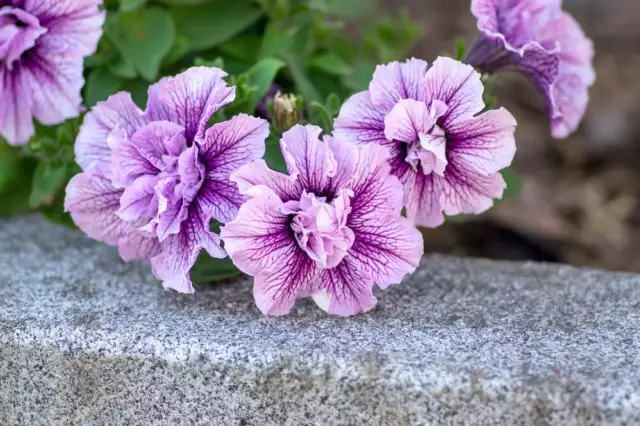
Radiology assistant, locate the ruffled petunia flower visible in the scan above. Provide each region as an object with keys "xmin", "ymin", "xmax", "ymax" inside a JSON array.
[
  {"xmin": 334, "ymin": 57, "xmax": 517, "ymax": 228},
  {"xmin": 221, "ymin": 125, "xmax": 423, "ymax": 317},
  {"xmin": 465, "ymin": 0, "xmax": 595, "ymax": 139},
  {"xmin": 65, "ymin": 67, "xmax": 270, "ymax": 292},
  {"xmin": 0, "ymin": 0, "xmax": 105, "ymax": 145}
]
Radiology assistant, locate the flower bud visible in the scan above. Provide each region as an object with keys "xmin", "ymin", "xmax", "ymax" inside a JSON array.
[{"xmin": 273, "ymin": 92, "xmax": 302, "ymax": 132}]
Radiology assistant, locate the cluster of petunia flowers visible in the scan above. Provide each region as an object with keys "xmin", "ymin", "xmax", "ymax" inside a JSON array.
[{"xmin": 1, "ymin": 0, "xmax": 592, "ymax": 316}]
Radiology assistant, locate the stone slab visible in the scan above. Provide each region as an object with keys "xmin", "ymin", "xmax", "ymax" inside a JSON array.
[{"xmin": 0, "ymin": 215, "xmax": 639, "ymax": 425}]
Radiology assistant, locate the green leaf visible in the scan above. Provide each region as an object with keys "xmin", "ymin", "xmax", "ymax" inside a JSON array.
[
  {"xmin": 309, "ymin": 52, "xmax": 352, "ymax": 76},
  {"xmin": 244, "ymin": 58, "xmax": 285, "ymax": 112},
  {"xmin": 308, "ymin": 101, "xmax": 333, "ymax": 132},
  {"xmin": 170, "ymin": 1, "xmax": 263, "ymax": 51},
  {"xmin": 217, "ymin": 36, "xmax": 262, "ymax": 63},
  {"xmin": 120, "ymin": 0, "xmax": 146, "ymax": 11},
  {"xmin": 454, "ymin": 37, "xmax": 467, "ymax": 61},
  {"xmin": 342, "ymin": 61, "xmax": 375, "ymax": 92},
  {"xmin": 264, "ymin": 133, "xmax": 287, "ymax": 172},
  {"xmin": 0, "ymin": 152, "xmax": 37, "ymax": 217},
  {"xmin": 190, "ymin": 254, "xmax": 241, "ymax": 284},
  {"xmin": 162, "ymin": 36, "xmax": 191, "ymax": 66},
  {"xmin": 194, "ymin": 56, "xmax": 225, "ymax": 69},
  {"xmin": 105, "ymin": 8, "xmax": 175, "ymax": 81},
  {"xmin": 85, "ymin": 68, "xmax": 123, "ymax": 107},
  {"xmin": 29, "ymin": 162, "xmax": 68, "ymax": 208},
  {"xmin": 500, "ymin": 168, "xmax": 521, "ymax": 200},
  {"xmin": 109, "ymin": 55, "xmax": 138, "ymax": 79}
]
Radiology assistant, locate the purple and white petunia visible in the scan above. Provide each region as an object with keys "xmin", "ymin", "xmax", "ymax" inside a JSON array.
[
  {"xmin": 65, "ymin": 67, "xmax": 270, "ymax": 293},
  {"xmin": 0, "ymin": 0, "xmax": 105, "ymax": 145},
  {"xmin": 334, "ymin": 57, "xmax": 517, "ymax": 228},
  {"xmin": 465, "ymin": 0, "xmax": 595, "ymax": 139},
  {"xmin": 221, "ymin": 125, "xmax": 423, "ymax": 317}
]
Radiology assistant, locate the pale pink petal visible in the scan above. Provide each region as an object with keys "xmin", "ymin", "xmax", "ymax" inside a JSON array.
[
  {"xmin": 146, "ymin": 66, "xmax": 235, "ymax": 142},
  {"xmin": 118, "ymin": 231, "xmax": 162, "ymax": 262},
  {"xmin": 325, "ymin": 135, "xmax": 358, "ymax": 193},
  {"xmin": 424, "ymin": 57, "xmax": 485, "ymax": 127},
  {"xmin": 447, "ymin": 107, "xmax": 517, "ymax": 176},
  {"xmin": 383, "ymin": 98, "xmax": 433, "ymax": 143},
  {"xmin": 313, "ymin": 257, "xmax": 376, "ymax": 316},
  {"xmin": 280, "ymin": 124, "xmax": 337, "ymax": 193},
  {"xmin": 64, "ymin": 167, "xmax": 129, "ymax": 247},
  {"xmin": 333, "ymin": 91, "xmax": 389, "ymax": 147},
  {"xmin": 75, "ymin": 92, "xmax": 147, "ymax": 170},
  {"xmin": 232, "ymin": 159, "xmax": 301, "ymax": 201},
  {"xmin": 116, "ymin": 174, "xmax": 159, "ymax": 222},
  {"xmin": 369, "ymin": 58, "xmax": 428, "ymax": 109},
  {"xmin": 402, "ymin": 170, "xmax": 444, "ymax": 228}
]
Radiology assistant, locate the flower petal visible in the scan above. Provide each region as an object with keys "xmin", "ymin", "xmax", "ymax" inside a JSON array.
[
  {"xmin": 199, "ymin": 114, "xmax": 269, "ymax": 178},
  {"xmin": 116, "ymin": 174, "xmax": 159, "ymax": 223},
  {"xmin": 383, "ymin": 98, "xmax": 433, "ymax": 143},
  {"xmin": 146, "ymin": 66, "xmax": 235, "ymax": 142},
  {"xmin": 402, "ymin": 170, "xmax": 444, "ymax": 228},
  {"xmin": 26, "ymin": 0, "xmax": 105, "ymax": 56},
  {"xmin": 447, "ymin": 107, "xmax": 517, "ymax": 176},
  {"xmin": 348, "ymin": 143, "xmax": 403, "ymax": 220},
  {"xmin": 347, "ymin": 215, "xmax": 423, "ymax": 290},
  {"xmin": 64, "ymin": 167, "xmax": 129, "ymax": 247},
  {"xmin": 437, "ymin": 157, "xmax": 507, "ymax": 217},
  {"xmin": 221, "ymin": 190, "xmax": 295, "ymax": 276},
  {"xmin": 151, "ymin": 201, "xmax": 226, "ymax": 294},
  {"xmin": 280, "ymin": 124, "xmax": 337, "ymax": 194},
  {"xmin": 424, "ymin": 57, "xmax": 485, "ymax": 126},
  {"xmin": 334, "ymin": 91, "xmax": 389, "ymax": 146},
  {"xmin": 0, "ymin": 67, "xmax": 33, "ymax": 145},
  {"xmin": 197, "ymin": 174, "xmax": 245, "ymax": 224},
  {"xmin": 232, "ymin": 159, "xmax": 301, "ymax": 201},
  {"xmin": 369, "ymin": 58, "xmax": 428, "ymax": 109},
  {"xmin": 75, "ymin": 92, "xmax": 146, "ymax": 170},
  {"xmin": 253, "ymin": 248, "xmax": 318, "ymax": 316},
  {"xmin": 313, "ymin": 256, "xmax": 376, "ymax": 317},
  {"xmin": 118, "ymin": 231, "xmax": 162, "ymax": 262}
]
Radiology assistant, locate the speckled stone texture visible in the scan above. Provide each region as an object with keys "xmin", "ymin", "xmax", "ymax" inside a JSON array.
[{"xmin": 0, "ymin": 216, "xmax": 639, "ymax": 425}]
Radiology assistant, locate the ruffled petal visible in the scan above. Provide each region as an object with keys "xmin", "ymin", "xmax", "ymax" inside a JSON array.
[
  {"xmin": 151, "ymin": 200, "xmax": 226, "ymax": 294},
  {"xmin": 402, "ymin": 170, "xmax": 444, "ymax": 228},
  {"xmin": 424, "ymin": 57, "xmax": 485, "ymax": 127},
  {"xmin": 232, "ymin": 159, "xmax": 301, "ymax": 202},
  {"xmin": 221, "ymin": 189, "xmax": 296, "ymax": 276},
  {"xmin": 312, "ymin": 256, "xmax": 376, "ymax": 317},
  {"xmin": 383, "ymin": 98, "xmax": 433, "ymax": 143},
  {"xmin": 116, "ymin": 174, "xmax": 158, "ymax": 223},
  {"xmin": 280, "ymin": 124, "xmax": 337, "ymax": 194},
  {"xmin": 75, "ymin": 92, "xmax": 146, "ymax": 170},
  {"xmin": 369, "ymin": 58, "xmax": 428, "ymax": 109},
  {"xmin": 118, "ymin": 231, "xmax": 162, "ymax": 262},
  {"xmin": 26, "ymin": 0, "xmax": 105, "ymax": 56},
  {"xmin": 333, "ymin": 91, "xmax": 389, "ymax": 146},
  {"xmin": 146, "ymin": 66, "xmax": 235, "ymax": 142},
  {"xmin": 447, "ymin": 107, "xmax": 517, "ymax": 176},
  {"xmin": 198, "ymin": 114, "xmax": 268, "ymax": 177}
]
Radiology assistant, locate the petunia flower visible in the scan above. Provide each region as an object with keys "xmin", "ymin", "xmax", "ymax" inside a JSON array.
[
  {"xmin": 465, "ymin": 0, "xmax": 595, "ymax": 139},
  {"xmin": 220, "ymin": 125, "xmax": 423, "ymax": 317},
  {"xmin": 65, "ymin": 67, "xmax": 269, "ymax": 292},
  {"xmin": 0, "ymin": 0, "xmax": 105, "ymax": 145},
  {"xmin": 334, "ymin": 57, "xmax": 517, "ymax": 228}
]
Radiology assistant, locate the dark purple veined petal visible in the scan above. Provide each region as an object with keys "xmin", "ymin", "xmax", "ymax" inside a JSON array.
[
  {"xmin": 369, "ymin": 58, "xmax": 429, "ymax": 109},
  {"xmin": 333, "ymin": 91, "xmax": 390, "ymax": 147},
  {"xmin": 447, "ymin": 107, "xmax": 517, "ymax": 176},
  {"xmin": 151, "ymin": 199, "xmax": 226, "ymax": 294},
  {"xmin": 198, "ymin": 113, "xmax": 269, "ymax": 178},
  {"xmin": 280, "ymin": 124, "xmax": 337, "ymax": 195},
  {"xmin": 0, "ymin": 65, "xmax": 33, "ymax": 145},
  {"xmin": 253, "ymin": 246, "xmax": 318, "ymax": 316},
  {"xmin": 221, "ymin": 190, "xmax": 296, "ymax": 276},
  {"xmin": 312, "ymin": 256, "xmax": 376, "ymax": 316},
  {"xmin": 145, "ymin": 66, "xmax": 235, "ymax": 143},
  {"xmin": 423, "ymin": 57, "xmax": 485, "ymax": 127}
]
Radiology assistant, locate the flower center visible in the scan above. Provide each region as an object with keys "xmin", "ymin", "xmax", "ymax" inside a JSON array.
[
  {"xmin": 283, "ymin": 190, "xmax": 355, "ymax": 269},
  {"xmin": 405, "ymin": 100, "xmax": 449, "ymax": 176},
  {"xmin": 0, "ymin": 7, "xmax": 47, "ymax": 69}
]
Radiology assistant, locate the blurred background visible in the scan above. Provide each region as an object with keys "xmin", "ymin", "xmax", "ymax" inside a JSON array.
[{"xmin": 378, "ymin": 0, "xmax": 640, "ymax": 272}]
